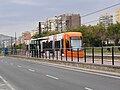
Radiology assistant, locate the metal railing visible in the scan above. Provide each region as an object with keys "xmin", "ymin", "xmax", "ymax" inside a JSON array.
[{"xmin": 8, "ymin": 46, "xmax": 120, "ymax": 66}]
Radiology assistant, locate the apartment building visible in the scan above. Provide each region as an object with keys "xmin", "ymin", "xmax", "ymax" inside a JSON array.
[
  {"xmin": 42, "ymin": 14, "xmax": 81, "ymax": 32},
  {"xmin": 115, "ymin": 8, "xmax": 120, "ymax": 23},
  {"xmin": 99, "ymin": 13, "xmax": 113, "ymax": 28},
  {"xmin": 22, "ymin": 31, "xmax": 31, "ymax": 45},
  {"xmin": 62, "ymin": 14, "xmax": 81, "ymax": 30}
]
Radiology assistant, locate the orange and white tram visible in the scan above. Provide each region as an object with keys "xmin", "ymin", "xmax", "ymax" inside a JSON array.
[{"xmin": 30, "ymin": 32, "xmax": 84, "ymax": 58}]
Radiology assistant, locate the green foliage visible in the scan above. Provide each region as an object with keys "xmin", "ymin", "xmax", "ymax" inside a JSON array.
[
  {"xmin": 32, "ymin": 23, "xmax": 120, "ymax": 47},
  {"xmin": 69, "ymin": 25, "xmax": 106, "ymax": 47},
  {"xmin": 32, "ymin": 33, "xmax": 43, "ymax": 39},
  {"xmin": 107, "ymin": 22, "xmax": 120, "ymax": 45},
  {"xmin": 32, "ymin": 31, "xmax": 61, "ymax": 39},
  {"xmin": 17, "ymin": 44, "xmax": 23, "ymax": 49}
]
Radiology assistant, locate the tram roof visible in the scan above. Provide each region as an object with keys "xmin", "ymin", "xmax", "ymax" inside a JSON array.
[
  {"xmin": 31, "ymin": 32, "xmax": 82, "ymax": 41},
  {"xmin": 31, "ymin": 37, "xmax": 48, "ymax": 41}
]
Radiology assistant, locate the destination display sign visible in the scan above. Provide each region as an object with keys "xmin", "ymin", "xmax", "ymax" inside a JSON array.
[{"xmin": 70, "ymin": 36, "xmax": 81, "ymax": 40}]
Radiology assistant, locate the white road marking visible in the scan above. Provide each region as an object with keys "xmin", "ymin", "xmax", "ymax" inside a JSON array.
[
  {"xmin": 85, "ymin": 87, "xmax": 93, "ymax": 90},
  {"xmin": 0, "ymin": 75, "xmax": 16, "ymax": 90},
  {"xmin": 41, "ymin": 63, "xmax": 120, "ymax": 79},
  {"xmin": 46, "ymin": 74, "xmax": 59, "ymax": 80},
  {"xmin": 28, "ymin": 69, "xmax": 35, "ymax": 72},
  {"xmin": 17, "ymin": 65, "xmax": 22, "ymax": 68},
  {"xmin": 0, "ymin": 84, "xmax": 5, "ymax": 86},
  {"xmin": 12, "ymin": 57, "xmax": 120, "ymax": 79},
  {"xmin": 62, "ymin": 67, "xmax": 120, "ymax": 79}
]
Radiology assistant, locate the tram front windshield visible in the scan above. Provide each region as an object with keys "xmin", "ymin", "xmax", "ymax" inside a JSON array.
[{"xmin": 70, "ymin": 36, "xmax": 82, "ymax": 50}]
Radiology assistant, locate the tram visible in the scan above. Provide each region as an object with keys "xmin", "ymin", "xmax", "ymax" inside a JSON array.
[{"xmin": 30, "ymin": 32, "xmax": 84, "ymax": 58}]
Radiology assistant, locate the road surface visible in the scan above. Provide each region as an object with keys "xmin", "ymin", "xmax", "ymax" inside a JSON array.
[{"xmin": 0, "ymin": 56, "xmax": 120, "ymax": 90}]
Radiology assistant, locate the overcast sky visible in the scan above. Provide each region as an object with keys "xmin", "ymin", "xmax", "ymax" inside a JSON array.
[{"xmin": 0, "ymin": 0, "xmax": 120, "ymax": 37}]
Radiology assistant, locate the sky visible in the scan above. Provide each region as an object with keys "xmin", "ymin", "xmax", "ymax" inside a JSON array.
[{"xmin": 0, "ymin": 0, "xmax": 120, "ymax": 37}]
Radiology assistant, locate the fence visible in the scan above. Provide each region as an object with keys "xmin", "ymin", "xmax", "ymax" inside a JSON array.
[{"xmin": 9, "ymin": 46, "xmax": 120, "ymax": 66}]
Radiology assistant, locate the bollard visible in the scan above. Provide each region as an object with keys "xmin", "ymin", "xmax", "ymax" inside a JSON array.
[
  {"xmin": 92, "ymin": 47, "xmax": 94, "ymax": 63},
  {"xmin": 52, "ymin": 49, "xmax": 54, "ymax": 60},
  {"xmin": 60, "ymin": 48, "xmax": 62, "ymax": 60},
  {"xmin": 39, "ymin": 50, "xmax": 41, "ymax": 58},
  {"xmin": 112, "ymin": 47, "xmax": 114, "ymax": 65},
  {"xmin": 84, "ymin": 48, "xmax": 86, "ymax": 63},
  {"xmin": 77, "ymin": 48, "xmax": 79, "ymax": 62},
  {"xmin": 101, "ymin": 47, "xmax": 103, "ymax": 64},
  {"xmin": 66, "ymin": 49, "xmax": 67, "ymax": 61},
  {"xmin": 71, "ymin": 48, "xmax": 73, "ymax": 61},
  {"xmin": 56, "ymin": 50, "xmax": 58, "ymax": 60}
]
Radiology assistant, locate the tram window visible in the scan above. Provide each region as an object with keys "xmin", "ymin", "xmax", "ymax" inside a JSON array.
[
  {"xmin": 43, "ymin": 42, "xmax": 46, "ymax": 49},
  {"xmin": 48, "ymin": 41, "xmax": 52, "ymax": 49},
  {"xmin": 31, "ymin": 44, "xmax": 36, "ymax": 50},
  {"xmin": 66, "ymin": 40, "xmax": 69, "ymax": 48},
  {"xmin": 43, "ymin": 41, "xmax": 52, "ymax": 50},
  {"xmin": 61, "ymin": 39, "xmax": 64, "ymax": 48},
  {"xmin": 55, "ymin": 41, "xmax": 60, "ymax": 49}
]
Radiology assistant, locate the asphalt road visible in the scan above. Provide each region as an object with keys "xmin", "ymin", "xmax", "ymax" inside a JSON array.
[{"xmin": 0, "ymin": 56, "xmax": 120, "ymax": 90}]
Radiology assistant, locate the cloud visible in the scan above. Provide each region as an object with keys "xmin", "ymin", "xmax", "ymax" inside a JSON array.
[{"xmin": 11, "ymin": 0, "xmax": 41, "ymax": 6}]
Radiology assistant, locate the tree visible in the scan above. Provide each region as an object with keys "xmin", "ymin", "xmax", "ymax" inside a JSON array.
[
  {"xmin": 93, "ymin": 24, "xmax": 106, "ymax": 46},
  {"xmin": 32, "ymin": 31, "xmax": 60, "ymax": 39},
  {"xmin": 107, "ymin": 22, "xmax": 120, "ymax": 45},
  {"xmin": 31, "ymin": 23, "xmax": 120, "ymax": 47},
  {"xmin": 17, "ymin": 44, "xmax": 23, "ymax": 49}
]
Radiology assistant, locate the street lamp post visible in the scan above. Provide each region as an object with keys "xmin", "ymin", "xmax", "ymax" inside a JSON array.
[
  {"xmin": 11, "ymin": 37, "xmax": 13, "ymax": 54},
  {"xmin": 14, "ymin": 32, "xmax": 17, "ymax": 55}
]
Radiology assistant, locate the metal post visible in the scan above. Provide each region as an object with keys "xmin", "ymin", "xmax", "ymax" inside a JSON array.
[
  {"xmin": 71, "ymin": 48, "xmax": 73, "ymax": 61},
  {"xmin": 112, "ymin": 47, "xmax": 114, "ymax": 65},
  {"xmin": 92, "ymin": 47, "xmax": 94, "ymax": 63},
  {"xmin": 11, "ymin": 37, "xmax": 13, "ymax": 55},
  {"xmin": 101, "ymin": 47, "xmax": 103, "ymax": 64},
  {"xmin": 31, "ymin": 45, "xmax": 33, "ymax": 57},
  {"xmin": 52, "ymin": 49, "xmax": 54, "ymax": 60},
  {"xmin": 39, "ymin": 22, "xmax": 41, "ymax": 34},
  {"xmin": 36, "ymin": 40, "xmax": 38, "ymax": 58},
  {"xmin": 66, "ymin": 49, "xmax": 67, "ymax": 61},
  {"xmin": 15, "ymin": 32, "xmax": 17, "ymax": 55},
  {"xmin": 84, "ymin": 47, "xmax": 86, "ymax": 62},
  {"xmin": 56, "ymin": 50, "xmax": 58, "ymax": 60},
  {"xmin": 77, "ymin": 48, "xmax": 79, "ymax": 62},
  {"xmin": 38, "ymin": 40, "xmax": 41, "ymax": 58},
  {"xmin": 39, "ymin": 49, "xmax": 41, "ymax": 58},
  {"xmin": 61, "ymin": 48, "xmax": 62, "ymax": 60}
]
